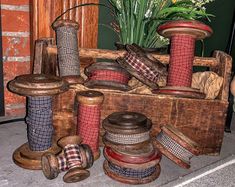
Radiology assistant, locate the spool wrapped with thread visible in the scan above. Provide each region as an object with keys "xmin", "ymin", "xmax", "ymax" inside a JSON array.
[
  {"xmin": 102, "ymin": 111, "xmax": 162, "ymax": 184},
  {"xmin": 52, "ymin": 19, "xmax": 84, "ymax": 84},
  {"xmin": 8, "ymin": 74, "xmax": 68, "ymax": 170},
  {"xmin": 152, "ymin": 20, "xmax": 213, "ymax": 98},
  {"xmin": 84, "ymin": 61, "xmax": 131, "ymax": 91},
  {"xmin": 154, "ymin": 125, "xmax": 201, "ymax": 169},
  {"xmin": 42, "ymin": 136, "xmax": 94, "ymax": 182},
  {"xmin": 76, "ymin": 90, "xmax": 104, "ymax": 160}
]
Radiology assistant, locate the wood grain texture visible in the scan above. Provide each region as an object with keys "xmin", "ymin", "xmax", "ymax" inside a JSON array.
[{"xmin": 30, "ymin": 0, "xmax": 99, "ymax": 70}]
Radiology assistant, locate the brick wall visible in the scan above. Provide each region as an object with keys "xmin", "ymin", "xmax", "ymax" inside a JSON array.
[{"xmin": 1, "ymin": 0, "xmax": 30, "ymax": 116}]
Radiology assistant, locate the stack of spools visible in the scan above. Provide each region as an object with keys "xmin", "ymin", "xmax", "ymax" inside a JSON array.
[{"xmin": 102, "ymin": 112, "xmax": 161, "ymax": 185}]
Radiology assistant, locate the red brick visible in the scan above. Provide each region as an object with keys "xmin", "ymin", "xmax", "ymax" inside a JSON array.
[
  {"xmin": 1, "ymin": 10, "xmax": 30, "ymax": 32},
  {"xmin": 2, "ymin": 36, "xmax": 30, "ymax": 57},
  {"xmin": 4, "ymin": 90, "xmax": 26, "ymax": 105},
  {"xmin": 3, "ymin": 61, "xmax": 30, "ymax": 82},
  {"xmin": 1, "ymin": 0, "xmax": 29, "ymax": 6}
]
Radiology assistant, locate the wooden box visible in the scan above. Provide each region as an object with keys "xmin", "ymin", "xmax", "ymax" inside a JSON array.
[{"xmin": 34, "ymin": 40, "xmax": 232, "ymax": 155}]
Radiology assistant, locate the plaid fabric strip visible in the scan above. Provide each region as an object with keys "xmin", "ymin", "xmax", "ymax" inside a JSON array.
[
  {"xmin": 168, "ymin": 35, "xmax": 195, "ymax": 87},
  {"xmin": 108, "ymin": 162, "xmax": 156, "ymax": 178},
  {"xmin": 124, "ymin": 53, "xmax": 159, "ymax": 82},
  {"xmin": 77, "ymin": 105, "xmax": 101, "ymax": 155},
  {"xmin": 105, "ymin": 131, "xmax": 150, "ymax": 145},
  {"xmin": 156, "ymin": 131, "xmax": 193, "ymax": 162},
  {"xmin": 56, "ymin": 26, "xmax": 80, "ymax": 76},
  {"xmin": 64, "ymin": 144, "xmax": 82, "ymax": 169},
  {"xmin": 26, "ymin": 96, "xmax": 53, "ymax": 151},
  {"xmin": 90, "ymin": 70, "xmax": 129, "ymax": 84},
  {"xmin": 58, "ymin": 155, "xmax": 68, "ymax": 171}
]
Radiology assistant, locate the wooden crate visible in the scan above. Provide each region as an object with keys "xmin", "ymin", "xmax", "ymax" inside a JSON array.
[{"xmin": 35, "ymin": 39, "xmax": 232, "ymax": 155}]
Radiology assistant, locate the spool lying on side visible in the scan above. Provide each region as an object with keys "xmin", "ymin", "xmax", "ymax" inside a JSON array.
[{"xmin": 154, "ymin": 125, "xmax": 201, "ymax": 169}]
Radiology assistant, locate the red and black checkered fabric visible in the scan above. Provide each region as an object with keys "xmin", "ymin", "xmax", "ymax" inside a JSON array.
[
  {"xmin": 77, "ymin": 105, "xmax": 101, "ymax": 156},
  {"xmin": 168, "ymin": 35, "xmax": 195, "ymax": 87},
  {"xmin": 58, "ymin": 155, "xmax": 68, "ymax": 172},
  {"xmin": 64, "ymin": 144, "xmax": 82, "ymax": 169},
  {"xmin": 124, "ymin": 53, "xmax": 160, "ymax": 83},
  {"xmin": 89, "ymin": 70, "xmax": 129, "ymax": 84}
]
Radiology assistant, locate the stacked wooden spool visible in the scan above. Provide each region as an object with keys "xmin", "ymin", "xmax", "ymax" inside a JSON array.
[{"xmin": 102, "ymin": 112, "xmax": 162, "ymax": 185}]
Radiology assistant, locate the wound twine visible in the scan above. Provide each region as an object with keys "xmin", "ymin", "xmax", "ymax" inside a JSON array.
[
  {"xmin": 105, "ymin": 131, "xmax": 150, "ymax": 145},
  {"xmin": 124, "ymin": 53, "xmax": 160, "ymax": 83},
  {"xmin": 64, "ymin": 144, "xmax": 83, "ymax": 169},
  {"xmin": 108, "ymin": 162, "xmax": 156, "ymax": 178},
  {"xmin": 89, "ymin": 70, "xmax": 129, "ymax": 85},
  {"xmin": 77, "ymin": 105, "xmax": 101, "ymax": 156},
  {"xmin": 26, "ymin": 96, "xmax": 53, "ymax": 151},
  {"xmin": 167, "ymin": 35, "xmax": 195, "ymax": 87},
  {"xmin": 55, "ymin": 23, "xmax": 80, "ymax": 77},
  {"xmin": 156, "ymin": 131, "xmax": 194, "ymax": 163}
]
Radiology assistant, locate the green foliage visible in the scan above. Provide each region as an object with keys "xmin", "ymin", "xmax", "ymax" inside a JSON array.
[{"xmin": 108, "ymin": 0, "xmax": 214, "ymax": 48}]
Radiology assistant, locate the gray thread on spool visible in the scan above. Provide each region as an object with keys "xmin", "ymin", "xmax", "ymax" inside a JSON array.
[
  {"xmin": 156, "ymin": 131, "xmax": 194, "ymax": 163},
  {"xmin": 55, "ymin": 24, "xmax": 80, "ymax": 77}
]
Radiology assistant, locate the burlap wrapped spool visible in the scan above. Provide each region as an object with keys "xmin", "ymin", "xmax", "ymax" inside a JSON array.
[
  {"xmin": 8, "ymin": 74, "xmax": 68, "ymax": 170},
  {"xmin": 154, "ymin": 125, "xmax": 201, "ymax": 169}
]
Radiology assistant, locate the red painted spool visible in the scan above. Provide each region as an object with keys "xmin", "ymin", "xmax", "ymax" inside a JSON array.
[
  {"xmin": 76, "ymin": 91, "xmax": 104, "ymax": 160},
  {"xmin": 153, "ymin": 20, "xmax": 213, "ymax": 98}
]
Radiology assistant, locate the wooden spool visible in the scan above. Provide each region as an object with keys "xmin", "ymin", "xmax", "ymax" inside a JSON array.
[
  {"xmin": 76, "ymin": 90, "xmax": 104, "ymax": 160},
  {"xmin": 153, "ymin": 20, "xmax": 213, "ymax": 98},
  {"xmin": 41, "ymin": 141, "xmax": 94, "ymax": 180},
  {"xmin": 117, "ymin": 44, "xmax": 167, "ymax": 89},
  {"xmin": 57, "ymin": 136, "xmax": 92, "ymax": 183},
  {"xmin": 84, "ymin": 61, "xmax": 131, "ymax": 91},
  {"xmin": 102, "ymin": 112, "xmax": 152, "ymax": 150},
  {"xmin": 8, "ymin": 74, "xmax": 68, "ymax": 170},
  {"xmin": 104, "ymin": 146, "xmax": 161, "ymax": 165},
  {"xmin": 103, "ymin": 161, "xmax": 161, "ymax": 185},
  {"xmin": 154, "ymin": 125, "xmax": 200, "ymax": 169}
]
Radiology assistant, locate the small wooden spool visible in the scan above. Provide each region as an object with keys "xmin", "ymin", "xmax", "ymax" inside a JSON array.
[
  {"xmin": 84, "ymin": 61, "xmax": 131, "ymax": 91},
  {"xmin": 153, "ymin": 20, "xmax": 213, "ymax": 98},
  {"xmin": 117, "ymin": 44, "xmax": 167, "ymax": 89},
  {"xmin": 154, "ymin": 125, "xmax": 200, "ymax": 169},
  {"xmin": 8, "ymin": 74, "xmax": 68, "ymax": 170},
  {"xmin": 41, "ymin": 142, "xmax": 94, "ymax": 180},
  {"xmin": 102, "ymin": 112, "xmax": 152, "ymax": 148},
  {"xmin": 103, "ymin": 161, "xmax": 161, "ymax": 185},
  {"xmin": 76, "ymin": 91, "xmax": 104, "ymax": 160},
  {"xmin": 58, "ymin": 136, "xmax": 92, "ymax": 183}
]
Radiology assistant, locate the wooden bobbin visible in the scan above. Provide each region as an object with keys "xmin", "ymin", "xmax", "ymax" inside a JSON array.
[
  {"xmin": 102, "ymin": 112, "xmax": 152, "ymax": 151},
  {"xmin": 58, "ymin": 136, "xmax": 92, "ymax": 183},
  {"xmin": 8, "ymin": 74, "xmax": 69, "ymax": 170},
  {"xmin": 52, "ymin": 19, "xmax": 84, "ymax": 84},
  {"xmin": 152, "ymin": 20, "xmax": 213, "ymax": 98},
  {"xmin": 154, "ymin": 125, "xmax": 200, "ymax": 169},
  {"xmin": 84, "ymin": 61, "xmax": 131, "ymax": 91},
  {"xmin": 103, "ymin": 160, "xmax": 161, "ymax": 185},
  {"xmin": 76, "ymin": 91, "xmax": 104, "ymax": 160},
  {"xmin": 41, "ymin": 143, "xmax": 94, "ymax": 180},
  {"xmin": 117, "ymin": 44, "xmax": 168, "ymax": 89}
]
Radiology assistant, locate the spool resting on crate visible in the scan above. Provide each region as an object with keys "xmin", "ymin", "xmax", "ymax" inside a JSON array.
[
  {"xmin": 8, "ymin": 74, "xmax": 68, "ymax": 170},
  {"xmin": 152, "ymin": 20, "xmax": 213, "ymax": 98}
]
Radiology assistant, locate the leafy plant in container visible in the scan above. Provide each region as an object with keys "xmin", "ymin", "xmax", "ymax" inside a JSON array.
[{"xmin": 108, "ymin": 0, "xmax": 214, "ymax": 50}]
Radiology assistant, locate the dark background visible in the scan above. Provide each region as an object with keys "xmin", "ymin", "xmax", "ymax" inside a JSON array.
[{"xmin": 98, "ymin": 0, "xmax": 235, "ymax": 69}]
